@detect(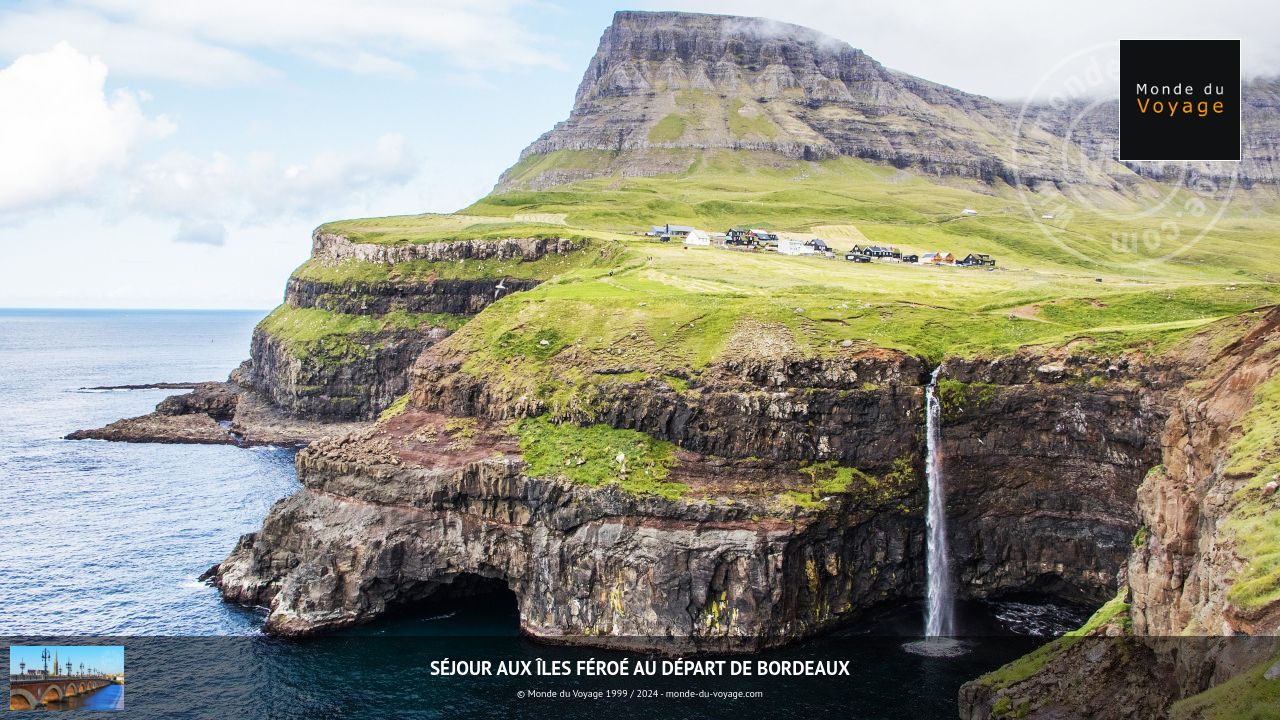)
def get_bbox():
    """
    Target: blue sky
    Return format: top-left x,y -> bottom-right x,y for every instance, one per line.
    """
10,645 -> 125,675
0,1 -> 1275,309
